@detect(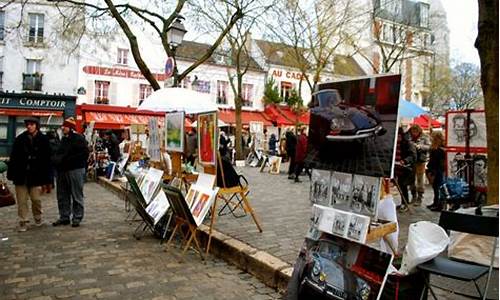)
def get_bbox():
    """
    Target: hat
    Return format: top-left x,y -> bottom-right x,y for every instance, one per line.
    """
24,116 -> 40,126
62,117 -> 76,130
